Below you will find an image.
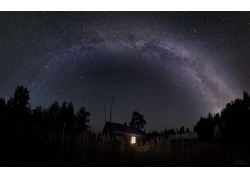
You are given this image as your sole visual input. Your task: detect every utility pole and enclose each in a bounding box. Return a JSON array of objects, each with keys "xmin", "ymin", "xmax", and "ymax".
[
  {"xmin": 109, "ymin": 96, "xmax": 114, "ymax": 122},
  {"xmin": 103, "ymin": 101, "xmax": 106, "ymax": 122}
]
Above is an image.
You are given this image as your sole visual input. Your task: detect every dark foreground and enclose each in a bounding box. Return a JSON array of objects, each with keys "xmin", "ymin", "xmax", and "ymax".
[{"xmin": 0, "ymin": 128, "xmax": 249, "ymax": 167}]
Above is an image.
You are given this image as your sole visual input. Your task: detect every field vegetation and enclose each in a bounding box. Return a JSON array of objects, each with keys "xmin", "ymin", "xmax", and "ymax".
[
  {"xmin": 1, "ymin": 86, "xmax": 250, "ymax": 166},
  {"xmin": 1, "ymin": 127, "xmax": 249, "ymax": 166}
]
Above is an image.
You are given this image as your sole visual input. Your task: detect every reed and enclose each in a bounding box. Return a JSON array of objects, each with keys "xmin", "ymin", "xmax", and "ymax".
[{"xmin": 0, "ymin": 128, "xmax": 249, "ymax": 166}]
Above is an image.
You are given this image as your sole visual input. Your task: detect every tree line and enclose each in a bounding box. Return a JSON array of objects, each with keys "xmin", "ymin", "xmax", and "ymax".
[
  {"xmin": 148, "ymin": 126, "xmax": 191, "ymax": 139},
  {"xmin": 1, "ymin": 85, "xmax": 250, "ymax": 144},
  {"xmin": 0, "ymin": 85, "xmax": 91, "ymax": 133},
  {"xmin": 147, "ymin": 91, "xmax": 250, "ymax": 144},
  {"xmin": 194, "ymin": 91, "xmax": 250, "ymax": 143}
]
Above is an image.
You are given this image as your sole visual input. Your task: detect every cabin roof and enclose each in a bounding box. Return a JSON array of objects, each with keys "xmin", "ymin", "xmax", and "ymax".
[{"xmin": 103, "ymin": 121, "xmax": 147, "ymax": 137}]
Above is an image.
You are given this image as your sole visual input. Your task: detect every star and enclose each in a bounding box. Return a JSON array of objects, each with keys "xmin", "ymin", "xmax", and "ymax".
[{"xmin": 1, "ymin": 12, "xmax": 250, "ymax": 132}]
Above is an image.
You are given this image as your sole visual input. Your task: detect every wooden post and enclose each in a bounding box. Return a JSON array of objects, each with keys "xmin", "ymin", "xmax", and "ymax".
[
  {"xmin": 109, "ymin": 96, "xmax": 114, "ymax": 122},
  {"xmin": 103, "ymin": 101, "xmax": 106, "ymax": 122}
]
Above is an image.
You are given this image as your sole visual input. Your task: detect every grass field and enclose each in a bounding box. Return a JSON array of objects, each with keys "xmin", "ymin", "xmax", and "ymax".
[{"xmin": 0, "ymin": 128, "xmax": 249, "ymax": 166}]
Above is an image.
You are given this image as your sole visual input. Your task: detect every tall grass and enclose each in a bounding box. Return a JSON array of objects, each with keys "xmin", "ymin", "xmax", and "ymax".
[{"xmin": 0, "ymin": 127, "xmax": 249, "ymax": 166}]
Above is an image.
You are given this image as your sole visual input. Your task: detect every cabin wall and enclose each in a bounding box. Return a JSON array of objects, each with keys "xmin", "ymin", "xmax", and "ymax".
[
  {"xmin": 102, "ymin": 122, "xmax": 148, "ymax": 146},
  {"xmin": 113, "ymin": 133, "xmax": 147, "ymax": 146}
]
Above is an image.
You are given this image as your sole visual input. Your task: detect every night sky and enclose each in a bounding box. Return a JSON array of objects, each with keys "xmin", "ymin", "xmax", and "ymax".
[{"xmin": 1, "ymin": 12, "xmax": 250, "ymax": 133}]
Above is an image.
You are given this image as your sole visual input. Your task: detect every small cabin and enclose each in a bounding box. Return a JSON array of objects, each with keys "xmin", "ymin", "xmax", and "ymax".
[{"xmin": 102, "ymin": 121, "xmax": 148, "ymax": 145}]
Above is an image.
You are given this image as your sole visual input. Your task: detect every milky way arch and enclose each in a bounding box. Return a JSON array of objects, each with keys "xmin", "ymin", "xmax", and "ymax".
[
  {"xmin": 36, "ymin": 24, "xmax": 237, "ymax": 113},
  {"xmin": 1, "ymin": 13, "xmax": 243, "ymax": 131}
]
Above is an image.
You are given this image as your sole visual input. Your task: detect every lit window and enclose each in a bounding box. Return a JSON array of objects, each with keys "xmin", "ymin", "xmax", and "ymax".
[{"xmin": 131, "ymin": 136, "xmax": 136, "ymax": 144}]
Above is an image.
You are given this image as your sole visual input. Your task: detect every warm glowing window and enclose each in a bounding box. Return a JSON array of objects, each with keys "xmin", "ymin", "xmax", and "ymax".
[{"xmin": 131, "ymin": 136, "xmax": 136, "ymax": 144}]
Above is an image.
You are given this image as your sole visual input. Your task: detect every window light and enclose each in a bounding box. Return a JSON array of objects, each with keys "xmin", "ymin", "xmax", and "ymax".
[{"xmin": 131, "ymin": 136, "xmax": 136, "ymax": 144}]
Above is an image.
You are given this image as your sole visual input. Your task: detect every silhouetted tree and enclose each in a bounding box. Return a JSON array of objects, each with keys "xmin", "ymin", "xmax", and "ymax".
[
  {"xmin": 148, "ymin": 128, "xmax": 177, "ymax": 139},
  {"xmin": 193, "ymin": 91, "xmax": 250, "ymax": 144},
  {"xmin": 0, "ymin": 86, "xmax": 93, "ymax": 134},
  {"xmin": 66, "ymin": 102, "xmax": 75, "ymax": 131},
  {"xmin": 13, "ymin": 86, "xmax": 30, "ymax": 108},
  {"xmin": 195, "ymin": 113, "xmax": 216, "ymax": 141},
  {"xmin": 7, "ymin": 86, "xmax": 31, "ymax": 129},
  {"xmin": 219, "ymin": 92, "xmax": 250, "ymax": 143},
  {"xmin": 41, "ymin": 107, "xmax": 52, "ymax": 129},
  {"xmin": 53, "ymin": 101, "xmax": 75, "ymax": 132},
  {"xmin": 193, "ymin": 125, "xmax": 198, "ymax": 132},
  {"xmin": 129, "ymin": 111, "xmax": 146, "ymax": 132},
  {"xmin": 6, "ymin": 97, "xmax": 14, "ymax": 125},
  {"xmin": 76, "ymin": 106, "xmax": 90, "ymax": 131},
  {"xmin": 176, "ymin": 128, "xmax": 180, "ymax": 134},
  {"xmin": 56, "ymin": 101, "xmax": 69, "ymax": 131},
  {"xmin": 161, "ymin": 128, "xmax": 177, "ymax": 138},
  {"xmin": 148, "ymin": 130, "xmax": 160, "ymax": 138},
  {"xmin": 0, "ymin": 98, "xmax": 6, "ymax": 128},
  {"xmin": 49, "ymin": 101, "xmax": 60, "ymax": 129},
  {"xmin": 0, "ymin": 98, "xmax": 6, "ymax": 119},
  {"xmin": 179, "ymin": 126, "xmax": 185, "ymax": 134},
  {"xmin": 163, "ymin": 129, "xmax": 168, "ymax": 138},
  {"xmin": 32, "ymin": 106, "xmax": 43, "ymax": 125}
]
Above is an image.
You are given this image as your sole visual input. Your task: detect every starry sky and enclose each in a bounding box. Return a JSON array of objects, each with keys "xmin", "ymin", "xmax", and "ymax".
[{"xmin": 1, "ymin": 12, "xmax": 250, "ymax": 132}]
